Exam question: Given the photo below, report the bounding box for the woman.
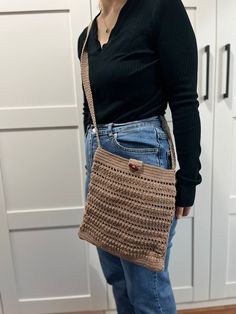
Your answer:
[78,0,202,313]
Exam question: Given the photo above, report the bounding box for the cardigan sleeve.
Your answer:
[151,0,202,207]
[77,27,90,134]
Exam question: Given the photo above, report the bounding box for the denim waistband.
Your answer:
[86,115,163,135]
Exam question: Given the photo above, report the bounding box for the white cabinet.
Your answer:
[170,0,236,307]
[173,0,236,307]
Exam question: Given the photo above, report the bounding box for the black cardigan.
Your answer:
[77,0,202,207]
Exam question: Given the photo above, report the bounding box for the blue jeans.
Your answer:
[84,115,178,314]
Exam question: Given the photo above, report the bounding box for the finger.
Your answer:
[175,206,184,219]
[183,206,191,217]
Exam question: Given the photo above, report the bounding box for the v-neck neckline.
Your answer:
[92,0,132,53]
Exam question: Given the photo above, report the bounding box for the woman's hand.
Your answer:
[175,206,191,219]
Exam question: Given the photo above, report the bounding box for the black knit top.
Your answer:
[77,0,202,207]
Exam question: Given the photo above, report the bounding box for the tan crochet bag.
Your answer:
[78,19,177,271]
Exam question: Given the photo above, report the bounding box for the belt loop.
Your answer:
[107,122,114,137]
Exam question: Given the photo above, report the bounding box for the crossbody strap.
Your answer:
[80,20,176,170]
[80,19,102,146]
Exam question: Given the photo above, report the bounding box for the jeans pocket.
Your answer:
[91,124,171,170]
[110,125,160,153]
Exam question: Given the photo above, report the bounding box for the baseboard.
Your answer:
[104,305,236,314]
[179,304,236,313]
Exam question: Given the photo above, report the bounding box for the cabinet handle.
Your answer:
[204,45,210,100]
[223,43,231,99]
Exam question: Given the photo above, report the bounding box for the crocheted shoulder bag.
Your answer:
[78,19,177,271]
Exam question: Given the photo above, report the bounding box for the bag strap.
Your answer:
[80,20,176,170]
[80,19,102,146]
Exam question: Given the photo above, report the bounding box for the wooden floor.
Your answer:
[179,305,236,314]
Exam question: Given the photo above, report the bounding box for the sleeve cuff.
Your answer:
[175,181,196,207]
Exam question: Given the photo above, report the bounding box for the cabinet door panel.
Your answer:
[211,0,236,299]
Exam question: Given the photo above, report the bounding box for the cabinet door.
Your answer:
[0,1,107,313]
[211,0,236,299]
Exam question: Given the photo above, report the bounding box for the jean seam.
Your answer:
[153,271,164,314]
[154,128,165,167]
